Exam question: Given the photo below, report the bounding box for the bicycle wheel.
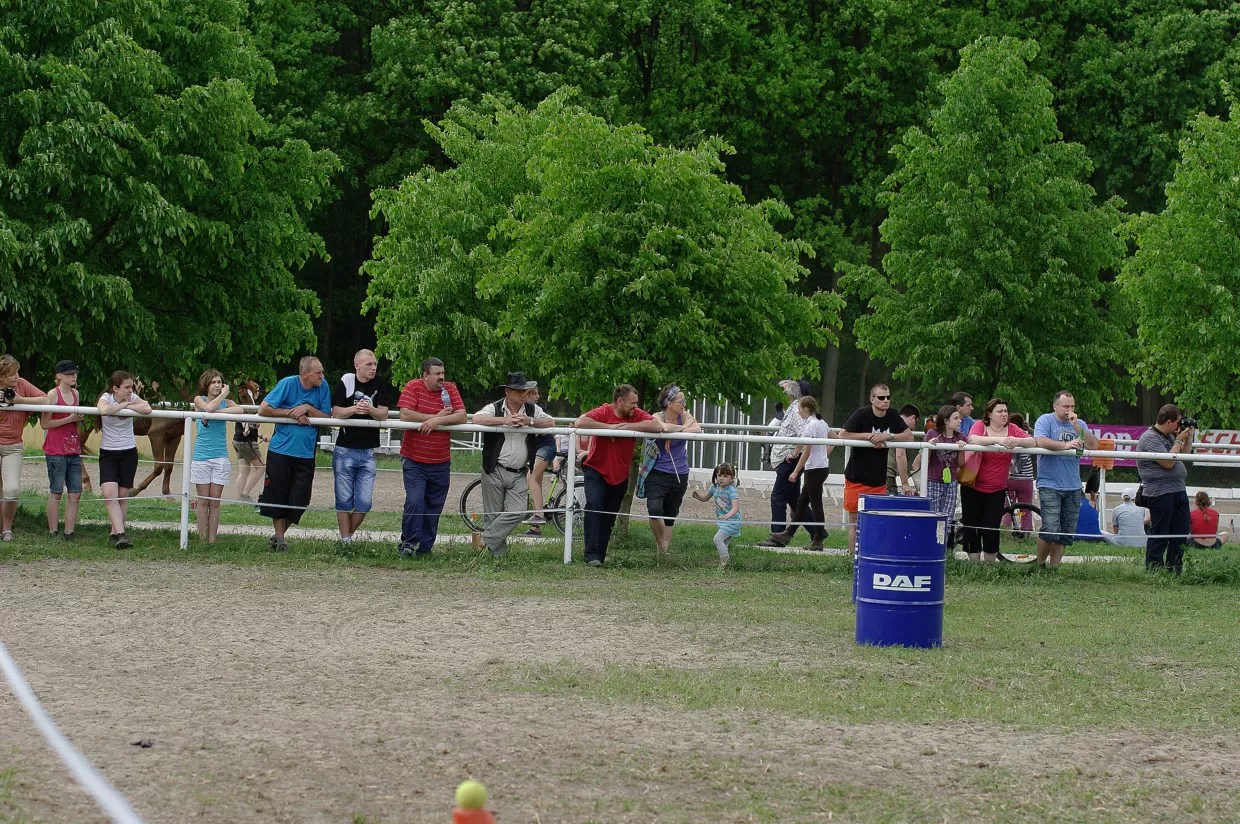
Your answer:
[1000,502,1041,562]
[458,478,485,533]
[549,482,585,537]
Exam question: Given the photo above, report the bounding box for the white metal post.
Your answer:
[562,429,577,564]
[179,416,193,549]
[918,441,930,492]
[1098,468,1108,534]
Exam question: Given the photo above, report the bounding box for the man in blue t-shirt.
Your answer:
[257,356,333,551]
[1032,390,1099,569]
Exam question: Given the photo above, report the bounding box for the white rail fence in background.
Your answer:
[5,402,1238,564]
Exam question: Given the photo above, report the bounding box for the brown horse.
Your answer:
[129,378,263,498]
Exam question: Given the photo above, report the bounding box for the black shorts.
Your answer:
[98,448,139,488]
[257,451,316,524]
[645,468,688,526]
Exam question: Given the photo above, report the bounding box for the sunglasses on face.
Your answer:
[872,395,891,401]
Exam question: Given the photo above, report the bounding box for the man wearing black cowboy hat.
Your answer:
[472,371,554,556]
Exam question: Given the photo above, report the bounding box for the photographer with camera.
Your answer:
[0,355,51,541]
[1136,404,1195,574]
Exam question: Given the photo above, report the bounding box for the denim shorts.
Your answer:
[534,442,557,463]
[333,446,377,513]
[46,454,84,495]
[1038,487,1081,546]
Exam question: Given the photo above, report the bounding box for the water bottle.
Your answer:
[440,387,452,410]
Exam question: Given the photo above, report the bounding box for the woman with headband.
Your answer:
[639,384,702,556]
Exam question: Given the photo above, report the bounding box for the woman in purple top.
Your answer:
[924,404,968,548]
[645,384,701,554]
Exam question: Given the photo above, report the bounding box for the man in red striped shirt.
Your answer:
[397,357,466,555]
[573,384,662,566]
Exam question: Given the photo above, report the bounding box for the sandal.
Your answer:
[2,530,12,542]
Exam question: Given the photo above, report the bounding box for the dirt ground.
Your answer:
[2,562,1239,823]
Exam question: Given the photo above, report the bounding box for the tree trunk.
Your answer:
[820,343,840,425]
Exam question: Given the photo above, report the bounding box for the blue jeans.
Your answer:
[333,447,376,513]
[400,458,451,553]
[1145,489,1190,573]
[769,458,801,533]
[1038,487,1081,546]
[46,455,84,495]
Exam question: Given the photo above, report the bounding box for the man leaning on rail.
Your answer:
[471,371,554,557]
[1136,404,1194,574]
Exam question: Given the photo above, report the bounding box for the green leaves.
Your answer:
[1122,102,1240,425]
[366,91,838,405]
[0,0,337,387]
[843,36,1130,417]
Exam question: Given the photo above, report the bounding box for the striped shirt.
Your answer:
[398,379,464,464]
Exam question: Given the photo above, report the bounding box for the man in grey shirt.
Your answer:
[1136,404,1194,573]
[1104,487,1150,548]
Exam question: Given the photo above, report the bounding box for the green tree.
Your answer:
[0,0,337,386]
[364,91,840,404]
[1122,100,1240,425]
[841,36,1130,416]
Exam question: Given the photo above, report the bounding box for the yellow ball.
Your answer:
[455,780,487,809]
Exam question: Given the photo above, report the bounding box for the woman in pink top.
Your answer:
[40,360,86,539]
[962,398,1035,563]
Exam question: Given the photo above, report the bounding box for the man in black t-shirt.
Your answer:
[330,349,392,542]
[839,383,913,554]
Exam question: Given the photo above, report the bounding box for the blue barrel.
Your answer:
[855,509,947,649]
[854,495,934,602]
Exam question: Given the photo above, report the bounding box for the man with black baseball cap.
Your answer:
[472,371,554,556]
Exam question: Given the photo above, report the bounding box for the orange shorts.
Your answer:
[843,480,888,513]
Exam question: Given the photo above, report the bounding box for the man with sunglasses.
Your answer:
[840,384,914,553]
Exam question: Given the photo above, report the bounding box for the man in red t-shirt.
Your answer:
[573,384,662,565]
[396,357,466,555]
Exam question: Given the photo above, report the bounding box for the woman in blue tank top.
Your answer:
[192,370,243,543]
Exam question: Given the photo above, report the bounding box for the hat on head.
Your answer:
[54,360,79,375]
[499,371,537,391]
[1122,487,1136,501]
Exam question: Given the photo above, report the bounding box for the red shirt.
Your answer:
[969,421,1027,493]
[397,379,464,464]
[583,403,655,486]
[1190,507,1219,540]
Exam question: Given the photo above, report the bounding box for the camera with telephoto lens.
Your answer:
[0,387,14,405]
[1179,415,1198,430]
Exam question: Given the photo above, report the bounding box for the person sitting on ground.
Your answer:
[1104,487,1150,548]
[1189,491,1228,549]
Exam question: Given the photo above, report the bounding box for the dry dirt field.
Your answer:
[3,561,1239,823]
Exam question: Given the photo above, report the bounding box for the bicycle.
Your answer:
[944,487,1041,562]
[999,487,1040,563]
[458,454,585,537]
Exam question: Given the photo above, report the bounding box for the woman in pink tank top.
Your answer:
[40,361,85,539]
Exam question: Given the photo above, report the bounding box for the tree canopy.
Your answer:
[1122,100,1240,426]
[842,37,1130,417]
[0,0,337,387]
[365,91,839,405]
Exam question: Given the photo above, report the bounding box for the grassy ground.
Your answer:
[6,506,1240,735]
[5,507,1240,822]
